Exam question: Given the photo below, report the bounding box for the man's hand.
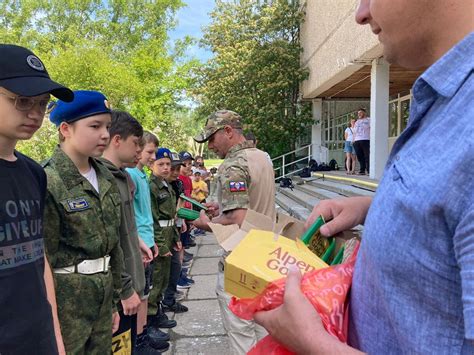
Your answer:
[121,292,141,316]
[112,311,120,334]
[203,201,219,217]
[153,244,159,258]
[173,241,182,251]
[181,222,188,233]
[190,209,212,231]
[305,196,372,237]
[138,238,153,265]
[254,266,363,355]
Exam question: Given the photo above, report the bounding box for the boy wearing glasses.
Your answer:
[0,44,73,354]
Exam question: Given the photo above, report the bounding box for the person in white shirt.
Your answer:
[344,119,357,174]
[353,108,370,175]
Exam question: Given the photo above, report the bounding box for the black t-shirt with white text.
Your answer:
[0,151,57,354]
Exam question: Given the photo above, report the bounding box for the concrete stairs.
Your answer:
[275,174,377,223]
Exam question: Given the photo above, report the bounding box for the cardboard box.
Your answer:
[224,229,328,298]
[209,210,328,299]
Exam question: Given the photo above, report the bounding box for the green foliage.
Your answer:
[194,0,313,158]
[0,0,200,161]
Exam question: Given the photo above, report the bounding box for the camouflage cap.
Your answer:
[193,110,243,143]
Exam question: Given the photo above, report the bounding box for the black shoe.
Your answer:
[184,241,196,248]
[162,301,189,313]
[148,310,177,328]
[184,250,193,258]
[135,337,169,354]
[183,254,193,263]
[147,326,170,342]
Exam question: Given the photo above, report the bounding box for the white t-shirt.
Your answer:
[81,166,99,193]
[345,127,354,142]
[354,117,371,141]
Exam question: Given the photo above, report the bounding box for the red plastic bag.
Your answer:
[229,243,359,355]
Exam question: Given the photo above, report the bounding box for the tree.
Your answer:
[0,0,200,161]
[194,0,313,158]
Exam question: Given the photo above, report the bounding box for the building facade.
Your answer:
[300,0,422,179]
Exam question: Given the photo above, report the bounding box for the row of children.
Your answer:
[0,44,199,355]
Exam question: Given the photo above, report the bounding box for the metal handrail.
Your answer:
[273,144,313,180]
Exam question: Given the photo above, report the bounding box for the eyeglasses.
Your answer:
[0,92,51,113]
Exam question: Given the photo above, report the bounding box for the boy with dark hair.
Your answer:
[43,90,125,354]
[102,110,168,353]
[0,43,73,355]
[162,152,190,313]
[126,131,171,352]
[148,148,182,330]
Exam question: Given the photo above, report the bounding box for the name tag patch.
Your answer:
[66,198,90,212]
[229,181,247,192]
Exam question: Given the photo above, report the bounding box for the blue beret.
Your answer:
[49,90,111,126]
[156,148,172,161]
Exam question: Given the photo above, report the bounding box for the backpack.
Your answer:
[299,167,311,178]
[329,159,339,171]
[279,177,294,190]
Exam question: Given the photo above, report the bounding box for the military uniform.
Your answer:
[148,175,179,315]
[194,110,276,355]
[43,147,124,354]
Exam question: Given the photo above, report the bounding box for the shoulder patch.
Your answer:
[229,181,247,192]
[65,198,90,212]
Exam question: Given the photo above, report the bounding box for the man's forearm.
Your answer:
[211,208,247,227]
[44,255,65,354]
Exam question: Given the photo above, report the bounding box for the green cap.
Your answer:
[193,110,243,143]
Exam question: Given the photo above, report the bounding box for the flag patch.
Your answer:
[229,181,247,192]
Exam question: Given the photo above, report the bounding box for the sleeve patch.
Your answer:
[229,181,247,192]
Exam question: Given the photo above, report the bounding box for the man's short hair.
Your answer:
[143,131,159,146]
[358,108,367,113]
[110,110,143,140]
[244,131,256,143]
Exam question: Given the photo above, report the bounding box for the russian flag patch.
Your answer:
[229,181,247,192]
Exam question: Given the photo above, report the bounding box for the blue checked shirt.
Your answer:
[349,33,474,354]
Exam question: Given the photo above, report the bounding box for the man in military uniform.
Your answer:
[191,110,276,355]
[148,148,181,330]
[43,91,125,354]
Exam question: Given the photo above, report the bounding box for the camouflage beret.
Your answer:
[193,110,243,143]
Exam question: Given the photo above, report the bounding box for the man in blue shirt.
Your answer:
[254,0,473,353]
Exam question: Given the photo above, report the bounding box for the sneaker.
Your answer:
[182,260,192,268]
[135,336,169,354]
[177,281,192,290]
[148,312,177,329]
[184,241,196,248]
[183,253,193,263]
[146,326,170,342]
[183,276,195,284]
[175,292,185,302]
[163,301,189,313]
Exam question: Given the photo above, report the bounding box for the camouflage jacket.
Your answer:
[217,140,276,220]
[149,175,179,256]
[43,147,124,307]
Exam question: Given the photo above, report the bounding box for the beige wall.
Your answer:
[300,0,382,98]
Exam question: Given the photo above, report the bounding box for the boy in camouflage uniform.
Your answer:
[43,90,125,354]
[148,148,181,329]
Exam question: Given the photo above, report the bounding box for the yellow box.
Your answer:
[224,229,328,299]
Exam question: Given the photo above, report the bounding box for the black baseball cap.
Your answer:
[0,44,73,101]
[179,151,194,161]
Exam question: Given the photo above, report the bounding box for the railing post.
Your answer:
[282,155,285,177]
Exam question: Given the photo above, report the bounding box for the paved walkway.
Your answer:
[164,232,231,354]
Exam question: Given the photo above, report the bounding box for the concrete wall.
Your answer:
[300,0,382,98]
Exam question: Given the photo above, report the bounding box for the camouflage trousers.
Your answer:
[147,255,171,316]
[55,271,114,355]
